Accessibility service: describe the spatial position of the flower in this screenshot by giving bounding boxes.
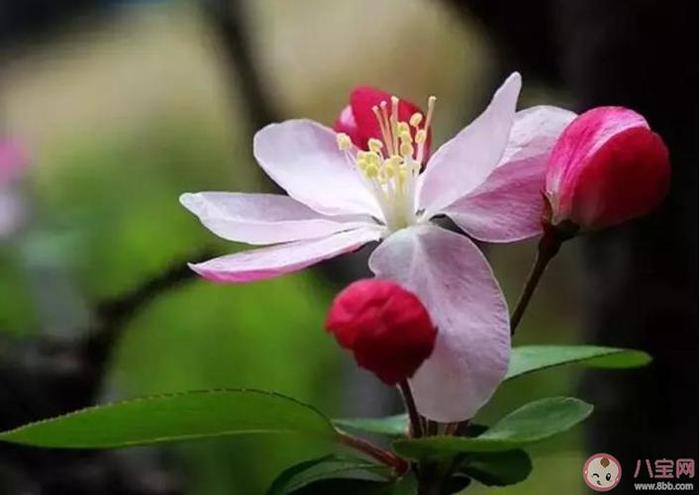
[180,72,576,421]
[326,279,436,385]
[545,106,670,231]
[0,139,29,238]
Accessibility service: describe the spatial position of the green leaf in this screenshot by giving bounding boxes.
[393,397,593,459]
[506,345,651,380]
[267,454,393,495]
[0,389,337,448]
[460,450,532,486]
[333,415,409,437]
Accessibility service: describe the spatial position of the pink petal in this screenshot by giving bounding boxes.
[180,192,375,245]
[369,225,510,422]
[545,106,670,229]
[417,73,522,216]
[190,226,383,283]
[254,119,383,219]
[443,106,576,242]
[545,106,646,201]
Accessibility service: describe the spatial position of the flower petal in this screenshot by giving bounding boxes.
[369,225,510,422]
[442,106,576,242]
[190,226,383,283]
[545,106,647,197]
[417,73,522,216]
[180,192,375,245]
[254,119,383,219]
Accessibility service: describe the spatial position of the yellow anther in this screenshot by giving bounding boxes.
[365,163,379,178]
[356,157,369,171]
[409,112,423,127]
[386,155,402,168]
[384,161,396,178]
[400,131,413,144]
[397,122,410,135]
[415,129,427,144]
[368,138,384,153]
[366,151,381,165]
[336,133,352,151]
[400,142,414,157]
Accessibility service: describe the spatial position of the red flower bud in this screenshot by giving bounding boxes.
[325,279,436,385]
[334,86,432,160]
[544,106,670,231]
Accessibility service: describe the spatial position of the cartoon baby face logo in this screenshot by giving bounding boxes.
[583,453,622,491]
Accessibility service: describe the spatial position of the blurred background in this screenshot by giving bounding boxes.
[0,0,695,494]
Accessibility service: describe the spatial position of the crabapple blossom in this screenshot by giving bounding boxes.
[181,72,576,421]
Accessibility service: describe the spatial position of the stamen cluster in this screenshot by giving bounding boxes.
[336,95,436,231]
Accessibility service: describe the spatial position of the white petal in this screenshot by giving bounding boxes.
[443,106,577,242]
[417,73,522,216]
[180,192,375,245]
[191,226,383,283]
[369,225,510,422]
[254,119,383,219]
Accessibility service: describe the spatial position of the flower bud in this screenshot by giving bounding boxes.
[325,279,436,385]
[334,86,431,159]
[544,106,670,231]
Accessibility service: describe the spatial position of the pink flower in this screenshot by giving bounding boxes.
[326,279,436,385]
[0,140,29,238]
[180,73,576,421]
[545,106,670,231]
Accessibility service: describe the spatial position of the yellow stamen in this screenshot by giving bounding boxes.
[365,163,379,178]
[336,132,352,151]
[390,96,400,153]
[409,112,423,127]
[368,138,384,154]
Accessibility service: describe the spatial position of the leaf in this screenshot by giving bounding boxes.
[393,397,593,459]
[333,415,409,437]
[506,345,651,380]
[0,389,337,448]
[460,450,532,486]
[267,454,393,495]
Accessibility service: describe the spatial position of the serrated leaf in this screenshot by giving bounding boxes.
[267,454,393,495]
[393,397,593,459]
[0,389,336,448]
[507,345,651,380]
[460,450,532,486]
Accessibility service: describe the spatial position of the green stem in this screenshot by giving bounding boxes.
[510,227,565,335]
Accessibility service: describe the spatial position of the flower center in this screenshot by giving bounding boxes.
[336,95,436,232]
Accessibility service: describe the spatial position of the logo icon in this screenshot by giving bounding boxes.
[583,453,622,492]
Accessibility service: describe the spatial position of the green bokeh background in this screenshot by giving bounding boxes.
[0,1,594,493]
